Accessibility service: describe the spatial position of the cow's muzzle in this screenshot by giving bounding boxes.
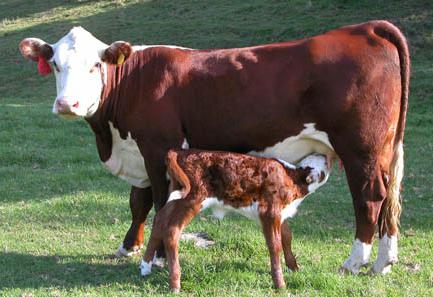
[55,98,79,116]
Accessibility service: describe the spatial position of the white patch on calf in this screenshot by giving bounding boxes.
[201,197,260,222]
[167,190,183,203]
[277,158,296,170]
[297,154,330,193]
[341,239,372,274]
[372,234,398,274]
[103,121,150,188]
[281,198,305,222]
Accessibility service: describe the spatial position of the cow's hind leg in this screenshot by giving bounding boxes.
[117,186,153,257]
[372,141,404,274]
[281,220,298,271]
[340,158,389,274]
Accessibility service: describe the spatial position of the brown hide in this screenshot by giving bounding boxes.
[83,20,409,252]
[144,149,312,290]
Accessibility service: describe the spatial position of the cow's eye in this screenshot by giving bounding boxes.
[53,61,60,72]
[90,62,101,73]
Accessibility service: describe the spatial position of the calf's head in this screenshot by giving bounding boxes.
[19,27,132,118]
[297,154,330,193]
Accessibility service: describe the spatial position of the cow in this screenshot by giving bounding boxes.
[19,20,409,275]
[141,150,330,292]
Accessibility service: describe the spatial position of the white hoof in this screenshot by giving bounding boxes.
[371,234,398,274]
[340,239,372,274]
[115,243,142,258]
[152,254,166,268]
[140,259,153,276]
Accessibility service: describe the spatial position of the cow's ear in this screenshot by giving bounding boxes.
[19,38,53,62]
[102,41,133,65]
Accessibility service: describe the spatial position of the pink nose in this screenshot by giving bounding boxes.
[56,98,78,114]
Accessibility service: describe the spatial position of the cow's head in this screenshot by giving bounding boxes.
[19,27,132,118]
[297,154,330,193]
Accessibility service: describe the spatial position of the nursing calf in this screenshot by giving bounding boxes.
[141,150,330,292]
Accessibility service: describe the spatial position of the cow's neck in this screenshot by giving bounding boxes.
[85,61,134,162]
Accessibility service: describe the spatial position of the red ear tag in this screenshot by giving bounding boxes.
[37,56,52,76]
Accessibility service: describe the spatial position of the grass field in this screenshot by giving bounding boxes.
[1,1,433,296]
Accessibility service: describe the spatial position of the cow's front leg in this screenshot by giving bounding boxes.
[145,153,171,266]
[116,186,153,257]
[340,164,387,274]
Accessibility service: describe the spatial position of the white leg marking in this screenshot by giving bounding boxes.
[115,243,142,257]
[140,259,153,276]
[341,239,372,274]
[152,254,166,268]
[372,234,398,274]
[167,190,183,203]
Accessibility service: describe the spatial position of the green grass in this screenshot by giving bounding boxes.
[1,1,433,296]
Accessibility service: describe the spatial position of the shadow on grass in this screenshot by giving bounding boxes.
[0,251,169,292]
[0,251,272,292]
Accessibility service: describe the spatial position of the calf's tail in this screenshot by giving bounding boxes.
[166,150,191,201]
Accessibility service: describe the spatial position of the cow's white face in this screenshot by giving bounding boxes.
[19,27,132,118]
[50,28,107,117]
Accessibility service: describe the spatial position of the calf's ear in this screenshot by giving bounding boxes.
[102,41,133,65]
[19,38,53,62]
[305,174,314,185]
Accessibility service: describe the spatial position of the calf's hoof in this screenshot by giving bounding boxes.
[274,282,286,290]
[286,257,299,272]
[140,260,153,276]
[152,254,166,268]
[115,243,142,258]
[171,287,180,294]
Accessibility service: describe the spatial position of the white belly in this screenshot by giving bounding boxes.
[101,122,333,189]
[248,123,335,164]
[103,122,150,188]
[201,197,260,222]
[200,196,306,224]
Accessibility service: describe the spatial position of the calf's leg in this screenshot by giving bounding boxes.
[141,197,201,293]
[261,214,285,289]
[281,220,298,271]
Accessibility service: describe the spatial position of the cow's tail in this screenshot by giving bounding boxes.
[374,21,410,235]
[166,150,191,202]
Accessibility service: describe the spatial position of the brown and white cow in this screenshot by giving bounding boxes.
[19,20,409,274]
[141,150,330,291]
